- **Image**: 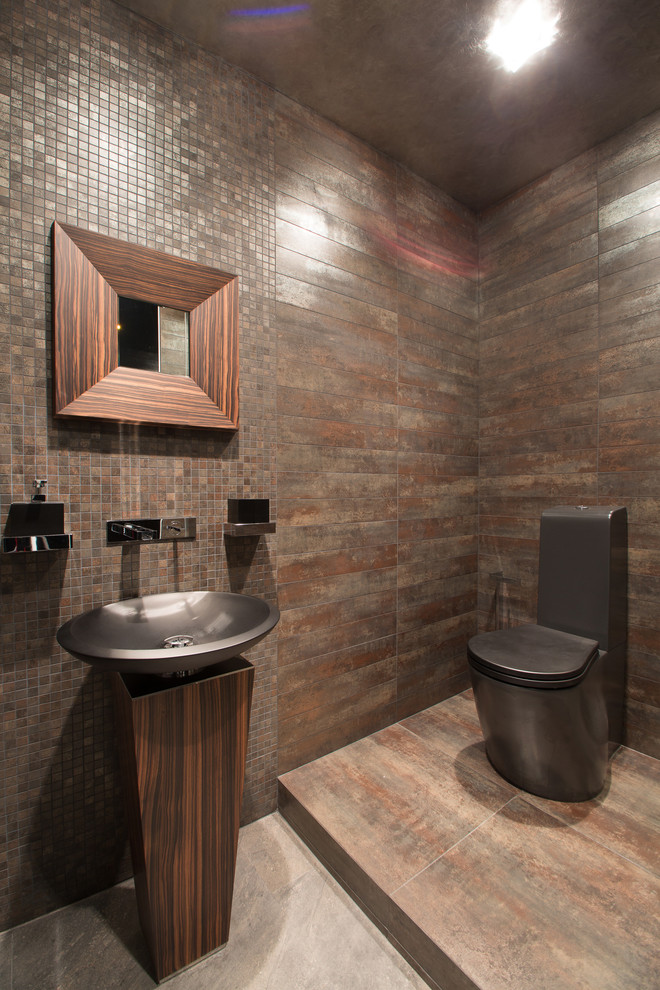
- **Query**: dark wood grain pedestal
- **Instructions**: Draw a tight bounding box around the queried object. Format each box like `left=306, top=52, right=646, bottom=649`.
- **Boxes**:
left=113, top=657, right=254, bottom=982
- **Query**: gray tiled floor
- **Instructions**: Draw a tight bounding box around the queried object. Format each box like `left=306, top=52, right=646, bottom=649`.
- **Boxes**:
left=0, top=813, right=428, bottom=989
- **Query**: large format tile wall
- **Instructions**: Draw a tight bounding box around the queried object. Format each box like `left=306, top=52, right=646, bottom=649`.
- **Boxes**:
left=275, top=96, right=478, bottom=772
left=598, top=118, right=660, bottom=755
left=478, top=112, right=660, bottom=757
left=2, top=0, right=658, bottom=934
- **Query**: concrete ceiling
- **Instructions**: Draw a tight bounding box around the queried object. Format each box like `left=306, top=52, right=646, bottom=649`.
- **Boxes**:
left=116, top=0, right=660, bottom=211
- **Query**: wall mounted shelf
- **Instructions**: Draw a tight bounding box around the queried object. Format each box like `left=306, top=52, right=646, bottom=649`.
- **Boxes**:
left=223, top=498, right=275, bottom=537
left=2, top=501, right=73, bottom=553
left=223, top=521, right=276, bottom=537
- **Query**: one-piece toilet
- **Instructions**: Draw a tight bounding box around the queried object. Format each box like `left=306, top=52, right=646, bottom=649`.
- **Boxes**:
left=467, top=505, right=627, bottom=802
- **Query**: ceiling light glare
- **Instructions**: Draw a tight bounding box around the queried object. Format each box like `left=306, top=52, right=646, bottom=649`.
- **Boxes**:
left=229, top=4, right=309, bottom=16
left=486, top=0, right=560, bottom=72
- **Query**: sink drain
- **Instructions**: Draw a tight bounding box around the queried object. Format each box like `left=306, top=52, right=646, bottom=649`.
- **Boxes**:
left=163, top=634, right=194, bottom=649
left=161, top=634, right=196, bottom=677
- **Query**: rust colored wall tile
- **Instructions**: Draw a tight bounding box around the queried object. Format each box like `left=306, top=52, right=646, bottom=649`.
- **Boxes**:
left=275, top=104, right=479, bottom=759
left=278, top=699, right=398, bottom=774
left=278, top=678, right=397, bottom=760
left=478, top=110, right=660, bottom=757
left=279, top=656, right=398, bottom=724
left=278, top=613, right=399, bottom=668
left=398, top=291, right=478, bottom=339
left=278, top=636, right=398, bottom=698
left=278, top=470, right=398, bottom=501
left=276, top=520, right=398, bottom=556
left=596, top=119, right=660, bottom=707
left=277, top=565, right=398, bottom=612
left=278, top=544, right=398, bottom=585
left=598, top=203, right=660, bottom=255
left=4, top=0, right=659, bottom=935
left=277, top=273, right=398, bottom=334
left=277, top=304, right=398, bottom=380
left=481, top=281, right=599, bottom=341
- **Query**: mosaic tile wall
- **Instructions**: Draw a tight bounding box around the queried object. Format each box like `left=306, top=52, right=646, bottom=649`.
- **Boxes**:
left=1, top=0, right=277, bottom=928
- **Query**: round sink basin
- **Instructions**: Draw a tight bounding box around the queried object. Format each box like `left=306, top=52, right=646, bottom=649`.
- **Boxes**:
left=56, top=591, right=280, bottom=674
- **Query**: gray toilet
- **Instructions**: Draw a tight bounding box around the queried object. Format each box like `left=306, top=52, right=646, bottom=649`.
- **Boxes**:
left=467, top=505, right=627, bottom=802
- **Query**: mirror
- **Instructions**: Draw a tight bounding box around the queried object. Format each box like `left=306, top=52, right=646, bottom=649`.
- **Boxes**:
left=52, top=222, right=239, bottom=430
left=117, top=297, right=190, bottom=376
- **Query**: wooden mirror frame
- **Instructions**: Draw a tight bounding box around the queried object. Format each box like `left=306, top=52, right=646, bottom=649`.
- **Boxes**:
left=52, top=222, right=239, bottom=430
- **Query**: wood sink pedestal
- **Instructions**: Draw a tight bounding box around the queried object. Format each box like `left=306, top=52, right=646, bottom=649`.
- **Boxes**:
left=113, top=657, right=254, bottom=982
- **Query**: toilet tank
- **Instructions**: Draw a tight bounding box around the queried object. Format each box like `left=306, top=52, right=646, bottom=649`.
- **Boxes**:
left=537, top=506, right=627, bottom=650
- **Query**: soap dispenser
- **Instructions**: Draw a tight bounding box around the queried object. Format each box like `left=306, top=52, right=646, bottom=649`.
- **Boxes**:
left=2, top=479, right=74, bottom=552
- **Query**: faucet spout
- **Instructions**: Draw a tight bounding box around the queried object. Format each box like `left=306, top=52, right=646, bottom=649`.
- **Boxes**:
left=110, top=522, right=158, bottom=542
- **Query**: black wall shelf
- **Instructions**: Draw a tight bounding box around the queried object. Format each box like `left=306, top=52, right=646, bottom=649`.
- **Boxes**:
left=224, top=498, right=275, bottom=537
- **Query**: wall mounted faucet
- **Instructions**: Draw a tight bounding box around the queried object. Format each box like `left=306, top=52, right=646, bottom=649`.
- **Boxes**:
left=110, top=522, right=159, bottom=542
left=107, top=517, right=196, bottom=545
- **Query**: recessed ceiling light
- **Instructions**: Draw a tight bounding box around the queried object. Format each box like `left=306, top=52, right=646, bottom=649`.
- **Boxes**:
left=486, top=0, right=560, bottom=73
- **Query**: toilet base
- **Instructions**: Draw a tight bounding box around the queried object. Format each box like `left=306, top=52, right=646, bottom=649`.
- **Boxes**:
left=469, top=663, right=610, bottom=802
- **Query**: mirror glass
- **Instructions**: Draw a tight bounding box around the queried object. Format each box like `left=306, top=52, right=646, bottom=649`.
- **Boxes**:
left=117, top=296, right=190, bottom=376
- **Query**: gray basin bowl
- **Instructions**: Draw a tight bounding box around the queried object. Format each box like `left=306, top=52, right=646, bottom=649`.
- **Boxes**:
left=56, top=591, right=280, bottom=674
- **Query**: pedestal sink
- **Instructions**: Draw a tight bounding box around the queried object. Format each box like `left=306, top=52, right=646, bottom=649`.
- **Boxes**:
left=56, top=590, right=280, bottom=674
left=56, top=591, right=280, bottom=981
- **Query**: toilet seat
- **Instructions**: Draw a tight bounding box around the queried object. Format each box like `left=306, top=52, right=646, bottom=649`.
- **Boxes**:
left=468, top=624, right=599, bottom=689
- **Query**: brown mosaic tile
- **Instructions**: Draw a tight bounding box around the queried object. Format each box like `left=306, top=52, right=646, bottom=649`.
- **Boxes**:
left=2, top=0, right=276, bottom=929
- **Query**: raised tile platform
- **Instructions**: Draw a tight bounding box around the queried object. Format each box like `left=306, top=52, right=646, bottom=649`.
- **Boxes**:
left=279, top=690, right=660, bottom=990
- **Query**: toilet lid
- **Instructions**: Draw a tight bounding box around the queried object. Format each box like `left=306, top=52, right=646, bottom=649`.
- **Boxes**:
left=468, top=624, right=599, bottom=684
